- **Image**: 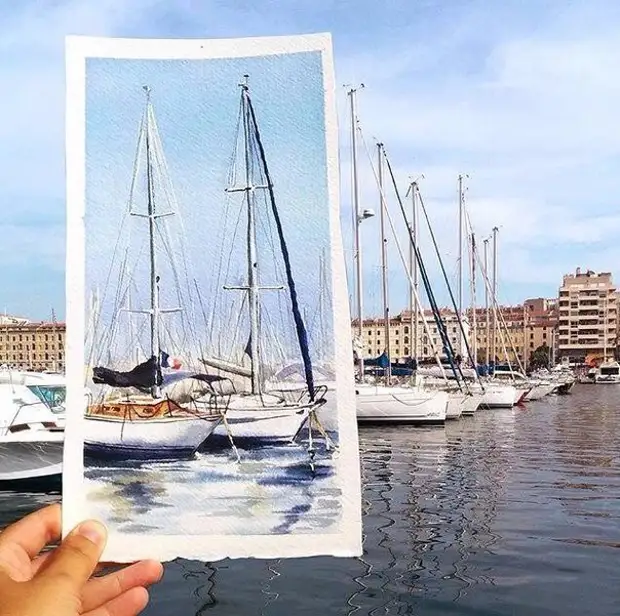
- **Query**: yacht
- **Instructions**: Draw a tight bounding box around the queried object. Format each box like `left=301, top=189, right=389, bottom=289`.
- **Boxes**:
left=594, top=360, right=620, bottom=384
left=0, top=379, right=64, bottom=485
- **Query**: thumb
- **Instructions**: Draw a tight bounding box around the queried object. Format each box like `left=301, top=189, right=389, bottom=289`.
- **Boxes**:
left=37, top=520, right=107, bottom=590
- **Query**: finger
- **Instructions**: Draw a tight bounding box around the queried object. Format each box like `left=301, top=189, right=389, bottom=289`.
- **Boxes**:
left=86, top=587, right=150, bottom=616
left=37, top=520, right=107, bottom=590
left=0, top=504, right=61, bottom=558
left=81, top=560, right=163, bottom=613
left=32, top=552, right=124, bottom=578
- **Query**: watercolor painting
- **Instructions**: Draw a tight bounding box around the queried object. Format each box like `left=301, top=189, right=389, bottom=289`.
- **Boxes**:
left=62, top=34, right=362, bottom=563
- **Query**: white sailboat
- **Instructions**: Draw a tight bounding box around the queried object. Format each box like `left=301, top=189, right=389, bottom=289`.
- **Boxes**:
left=83, top=86, right=224, bottom=461
left=347, top=86, right=448, bottom=425
left=198, top=77, right=330, bottom=445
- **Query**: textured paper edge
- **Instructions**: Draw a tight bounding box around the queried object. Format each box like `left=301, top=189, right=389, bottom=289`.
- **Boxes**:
left=63, top=33, right=362, bottom=563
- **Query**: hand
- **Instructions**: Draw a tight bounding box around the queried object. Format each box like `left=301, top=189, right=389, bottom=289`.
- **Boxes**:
left=0, top=504, right=163, bottom=616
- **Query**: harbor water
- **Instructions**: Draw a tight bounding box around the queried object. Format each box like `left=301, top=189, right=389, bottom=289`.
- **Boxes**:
left=1, top=383, right=619, bottom=615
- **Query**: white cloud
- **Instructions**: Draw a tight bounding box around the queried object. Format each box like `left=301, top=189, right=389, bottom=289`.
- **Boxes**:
left=334, top=1, right=620, bottom=312
left=3, top=0, right=620, bottom=317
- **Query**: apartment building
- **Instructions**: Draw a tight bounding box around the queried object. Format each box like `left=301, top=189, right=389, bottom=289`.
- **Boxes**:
left=556, top=268, right=618, bottom=363
left=351, top=308, right=470, bottom=361
left=0, top=314, right=66, bottom=372
left=523, top=298, right=558, bottom=365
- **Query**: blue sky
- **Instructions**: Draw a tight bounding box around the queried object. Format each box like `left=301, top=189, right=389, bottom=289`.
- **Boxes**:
left=2, top=0, right=620, bottom=319
left=84, top=52, right=333, bottom=364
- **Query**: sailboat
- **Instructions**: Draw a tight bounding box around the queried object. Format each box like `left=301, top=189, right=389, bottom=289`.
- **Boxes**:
left=83, top=86, right=225, bottom=461
left=347, top=87, right=448, bottom=425
left=198, top=77, right=329, bottom=445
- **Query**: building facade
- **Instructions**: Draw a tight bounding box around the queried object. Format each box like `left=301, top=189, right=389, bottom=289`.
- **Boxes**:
left=556, top=268, right=618, bottom=363
left=351, top=308, right=470, bottom=361
left=469, top=305, right=527, bottom=366
left=523, top=297, right=558, bottom=366
left=0, top=315, right=66, bottom=372
left=353, top=297, right=560, bottom=369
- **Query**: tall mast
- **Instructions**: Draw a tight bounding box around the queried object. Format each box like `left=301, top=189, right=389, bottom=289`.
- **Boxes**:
left=470, top=232, right=477, bottom=366
left=224, top=76, right=286, bottom=395
left=348, top=85, right=364, bottom=379
left=242, top=77, right=262, bottom=394
left=144, top=86, right=160, bottom=398
left=409, top=180, right=420, bottom=361
left=377, top=143, right=391, bottom=381
left=128, top=86, right=180, bottom=398
left=491, top=226, right=499, bottom=366
left=483, top=237, right=490, bottom=366
left=457, top=174, right=464, bottom=355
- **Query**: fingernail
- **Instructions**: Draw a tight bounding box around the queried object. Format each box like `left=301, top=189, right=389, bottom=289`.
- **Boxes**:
left=76, top=520, right=107, bottom=547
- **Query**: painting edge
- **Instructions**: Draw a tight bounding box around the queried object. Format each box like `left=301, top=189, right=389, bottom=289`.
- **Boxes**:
left=63, top=33, right=363, bottom=562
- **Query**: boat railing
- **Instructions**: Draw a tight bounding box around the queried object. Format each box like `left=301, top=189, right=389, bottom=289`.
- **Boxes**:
left=1, top=400, right=58, bottom=437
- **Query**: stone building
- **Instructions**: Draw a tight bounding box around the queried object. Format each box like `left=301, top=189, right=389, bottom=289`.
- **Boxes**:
left=0, top=314, right=65, bottom=372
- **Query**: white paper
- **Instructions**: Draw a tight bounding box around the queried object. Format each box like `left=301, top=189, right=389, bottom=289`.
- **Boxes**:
left=62, top=33, right=362, bottom=563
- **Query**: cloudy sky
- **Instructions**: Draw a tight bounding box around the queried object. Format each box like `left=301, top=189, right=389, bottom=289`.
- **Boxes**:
left=2, top=0, right=619, bottom=320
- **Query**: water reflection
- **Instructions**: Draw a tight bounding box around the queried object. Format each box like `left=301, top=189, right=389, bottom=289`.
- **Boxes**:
left=2, top=386, right=620, bottom=615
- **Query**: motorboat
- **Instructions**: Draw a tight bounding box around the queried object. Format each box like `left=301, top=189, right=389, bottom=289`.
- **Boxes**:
left=0, top=380, right=64, bottom=487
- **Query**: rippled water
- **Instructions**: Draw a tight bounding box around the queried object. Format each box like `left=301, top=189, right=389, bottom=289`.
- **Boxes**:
left=84, top=435, right=342, bottom=536
left=1, top=383, right=619, bottom=615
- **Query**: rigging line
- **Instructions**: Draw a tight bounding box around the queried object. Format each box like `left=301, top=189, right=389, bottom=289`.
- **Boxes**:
left=91, top=102, right=147, bottom=355
left=208, top=195, right=244, bottom=348
left=470, top=237, right=518, bottom=375
left=381, top=145, right=466, bottom=387
left=245, top=87, right=316, bottom=401
left=356, top=128, right=451, bottom=383
left=416, top=187, right=482, bottom=389
left=205, top=96, right=245, bottom=350
left=463, top=215, right=524, bottom=375
left=463, top=211, right=518, bottom=373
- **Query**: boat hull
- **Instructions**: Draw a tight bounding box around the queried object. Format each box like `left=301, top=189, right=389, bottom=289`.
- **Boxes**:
left=556, top=381, right=575, bottom=394
left=84, top=399, right=222, bottom=461
left=462, top=393, right=483, bottom=415
left=446, top=393, right=466, bottom=419
left=356, top=386, right=448, bottom=424
left=524, top=383, right=556, bottom=401
left=209, top=393, right=312, bottom=444
left=0, top=432, right=63, bottom=482
left=479, top=385, right=516, bottom=409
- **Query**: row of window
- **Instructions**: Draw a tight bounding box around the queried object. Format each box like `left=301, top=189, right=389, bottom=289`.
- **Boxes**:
left=0, top=352, right=63, bottom=361
left=0, top=344, right=59, bottom=351
left=0, top=333, right=64, bottom=342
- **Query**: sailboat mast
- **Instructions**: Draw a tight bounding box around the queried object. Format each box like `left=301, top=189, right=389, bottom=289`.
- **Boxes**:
left=377, top=143, right=391, bottom=381
left=144, top=86, right=161, bottom=398
left=470, top=232, right=477, bottom=366
left=348, top=86, right=364, bottom=379
left=491, top=226, right=499, bottom=366
left=240, top=78, right=262, bottom=395
left=457, top=174, right=464, bottom=356
left=409, top=181, right=419, bottom=360
left=483, top=237, right=490, bottom=366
